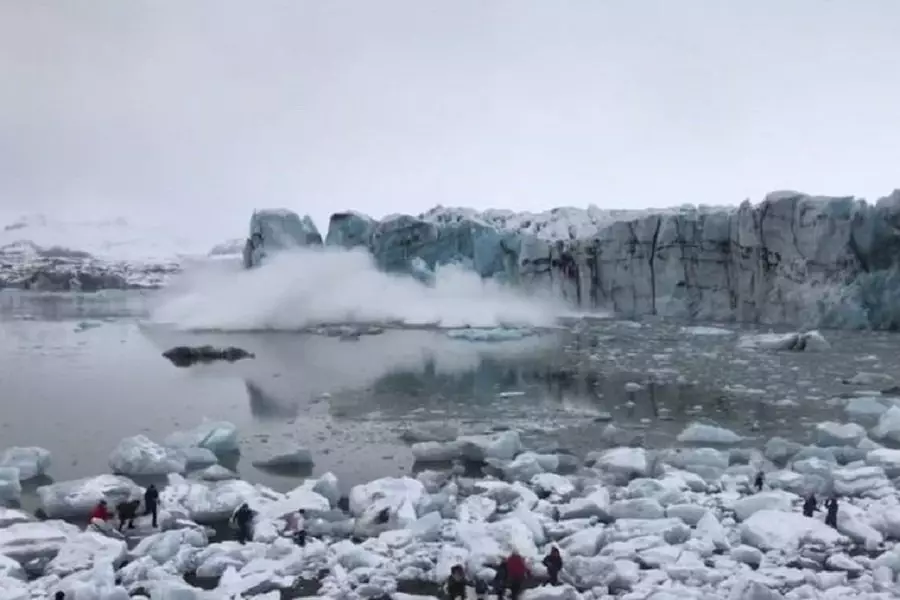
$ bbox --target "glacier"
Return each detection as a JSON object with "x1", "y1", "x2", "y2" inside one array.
[{"x1": 243, "y1": 191, "x2": 900, "y2": 329}]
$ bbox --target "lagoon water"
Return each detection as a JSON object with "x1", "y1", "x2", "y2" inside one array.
[{"x1": 2, "y1": 290, "x2": 897, "y2": 496}]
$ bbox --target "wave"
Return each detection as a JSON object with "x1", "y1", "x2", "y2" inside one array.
[{"x1": 149, "y1": 246, "x2": 568, "y2": 331}]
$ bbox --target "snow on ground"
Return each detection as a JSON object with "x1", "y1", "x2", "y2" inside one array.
[{"x1": 5, "y1": 403, "x2": 900, "y2": 599}]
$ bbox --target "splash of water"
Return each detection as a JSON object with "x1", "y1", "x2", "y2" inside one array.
[{"x1": 150, "y1": 247, "x2": 568, "y2": 331}]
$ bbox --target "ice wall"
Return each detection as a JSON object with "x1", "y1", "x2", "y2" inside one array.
[
  {"x1": 250, "y1": 191, "x2": 900, "y2": 328},
  {"x1": 243, "y1": 209, "x2": 322, "y2": 268}
]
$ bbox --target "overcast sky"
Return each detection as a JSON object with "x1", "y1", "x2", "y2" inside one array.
[{"x1": 1, "y1": 0, "x2": 899, "y2": 236}]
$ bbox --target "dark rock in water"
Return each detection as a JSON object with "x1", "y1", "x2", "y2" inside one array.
[{"x1": 162, "y1": 345, "x2": 255, "y2": 368}]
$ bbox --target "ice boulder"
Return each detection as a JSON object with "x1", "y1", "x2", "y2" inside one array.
[
  {"x1": 109, "y1": 435, "x2": 187, "y2": 476},
  {"x1": 0, "y1": 519, "x2": 80, "y2": 563},
  {"x1": 0, "y1": 469, "x2": 21, "y2": 507},
  {"x1": 458, "y1": 431, "x2": 523, "y2": 462},
  {"x1": 251, "y1": 447, "x2": 314, "y2": 470},
  {"x1": 45, "y1": 530, "x2": 127, "y2": 577},
  {"x1": 740, "y1": 509, "x2": 844, "y2": 550},
  {"x1": 160, "y1": 474, "x2": 263, "y2": 521},
  {"x1": 676, "y1": 422, "x2": 743, "y2": 444},
  {"x1": 163, "y1": 420, "x2": 240, "y2": 454},
  {"x1": 732, "y1": 490, "x2": 796, "y2": 521},
  {"x1": 37, "y1": 475, "x2": 142, "y2": 519},
  {"x1": 871, "y1": 406, "x2": 900, "y2": 444},
  {"x1": 591, "y1": 447, "x2": 648, "y2": 478},
  {"x1": 349, "y1": 477, "x2": 424, "y2": 531},
  {"x1": 738, "y1": 330, "x2": 829, "y2": 352},
  {"x1": 814, "y1": 422, "x2": 867, "y2": 447},
  {"x1": 0, "y1": 446, "x2": 51, "y2": 481}
]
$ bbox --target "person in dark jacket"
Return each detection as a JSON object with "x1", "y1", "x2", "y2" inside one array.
[
  {"x1": 232, "y1": 503, "x2": 256, "y2": 544},
  {"x1": 55, "y1": 592, "x2": 65, "y2": 600},
  {"x1": 825, "y1": 496, "x2": 839, "y2": 528},
  {"x1": 144, "y1": 484, "x2": 160, "y2": 528},
  {"x1": 445, "y1": 564, "x2": 467, "y2": 600},
  {"x1": 116, "y1": 499, "x2": 140, "y2": 531},
  {"x1": 493, "y1": 562, "x2": 508, "y2": 598},
  {"x1": 802, "y1": 493, "x2": 818, "y2": 518},
  {"x1": 474, "y1": 578, "x2": 488, "y2": 600},
  {"x1": 90, "y1": 500, "x2": 111, "y2": 522},
  {"x1": 505, "y1": 552, "x2": 529, "y2": 600},
  {"x1": 754, "y1": 471, "x2": 765, "y2": 492},
  {"x1": 542, "y1": 546, "x2": 563, "y2": 585}
]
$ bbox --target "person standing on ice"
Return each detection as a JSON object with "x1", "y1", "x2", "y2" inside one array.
[
  {"x1": 754, "y1": 471, "x2": 765, "y2": 492},
  {"x1": 542, "y1": 546, "x2": 563, "y2": 585},
  {"x1": 286, "y1": 510, "x2": 307, "y2": 547},
  {"x1": 144, "y1": 484, "x2": 160, "y2": 528},
  {"x1": 231, "y1": 503, "x2": 256, "y2": 544},
  {"x1": 825, "y1": 496, "x2": 839, "y2": 528},
  {"x1": 89, "y1": 499, "x2": 112, "y2": 523},
  {"x1": 505, "y1": 551, "x2": 529, "y2": 600},
  {"x1": 444, "y1": 564, "x2": 467, "y2": 600},
  {"x1": 116, "y1": 499, "x2": 140, "y2": 531},
  {"x1": 802, "y1": 493, "x2": 819, "y2": 518}
]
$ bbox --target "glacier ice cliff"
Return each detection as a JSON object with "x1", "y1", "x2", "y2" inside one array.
[
  {"x1": 245, "y1": 191, "x2": 900, "y2": 329},
  {"x1": 242, "y1": 209, "x2": 323, "y2": 269}
]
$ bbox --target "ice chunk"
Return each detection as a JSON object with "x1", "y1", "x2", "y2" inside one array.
[
  {"x1": 871, "y1": 405, "x2": 900, "y2": 444},
  {"x1": 845, "y1": 396, "x2": 890, "y2": 419},
  {"x1": 445, "y1": 327, "x2": 536, "y2": 342},
  {"x1": 0, "y1": 447, "x2": 51, "y2": 481},
  {"x1": 458, "y1": 431, "x2": 523, "y2": 462},
  {"x1": 0, "y1": 469, "x2": 21, "y2": 507},
  {"x1": 109, "y1": 435, "x2": 187, "y2": 476},
  {"x1": 195, "y1": 465, "x2": 238, "y2": 481},
  {"x1": 738, "y1": 331, "x2": 829, "y2": 352},
  {"x1": 740, "y1": 509, "x2": 844, "y2": 550},
  {"x1": 245, "y1": 208, "x2": 323, "y2": 267},
  {"x1": 732, "y1": 490, "x2": 796, "y2": 521},
  {"x1": 349, "y1": 477, "x2": 424, "y2": 531},
  {"x1": 592, "y1": 447, "x2": 648, "y2": 477},
  {"x1": 866, "y1": 448, "x2": 900, "y2": 477},
  {"x1": 180, "y1": 447, "x2": 219, "y2": 469},
  {"x1": 559, "y1": 487, "x2": 610, "y2": 520},
  {"x1": 163, "y1": 420, "x2": 240, "y2": 454},
  {"x1": 45, "y1": 531, "x2": 127, "y2": 577},
  {"x1": 411, "y1": 440, "x2": 464, "y2": 463},
  {"x1": 37, "y1": 475, "x2": 142, "y2": 519},
  {"x1": 251, "y1": 447, "x2": 314, "y2": 470},
  {"x1": 814, "y1": 421, "x2": 867, "y2": 447},
  {"x1": 160, "y1": 474, "x2": 262, "y2": 521},
  {"x1": 326, "y1": 211, "x2": 376, "y2": 249},
  {"x1": 0, "y1": 520, "x2": 80, "y2": 563},
  {"x1": 676, "y1": 422, "x2": 743, "y2": 444}
]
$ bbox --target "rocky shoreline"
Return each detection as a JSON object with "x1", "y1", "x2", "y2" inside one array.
[{"x1": 2, "y1": 413, "x2": 900, "y2": 599}]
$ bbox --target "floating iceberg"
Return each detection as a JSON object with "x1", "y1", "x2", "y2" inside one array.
[
  {"x1": 108, "y1": 435, "x2": 187, "y2": 477},
  {"x1": 0, "y1": 447, "x2": 51, "y2": 481}
]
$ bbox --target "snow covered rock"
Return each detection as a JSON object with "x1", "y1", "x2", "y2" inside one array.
[
  {"x1": 37, "y1": 475, "x2": 142, "y2": 519},
  {"x1": 163, "y1": 420, "x2": 240, "y2": 454},
  {"x1": 0, "y1": 447, "x2": 51, "y2": 481},
  {"x1": 109, "y1": 435, "x2": 187, "y2": 476}
]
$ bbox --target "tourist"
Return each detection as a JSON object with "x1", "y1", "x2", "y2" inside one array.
[
  {"x1": 89, "y1": 499, "x2": 111, "y2": 523},
  {"x1": 116, "y1": 499, "x2": 140, "y2": 531},
  {"x1": 825, "y1": 496, "x2": 839, "y2": 529},
  {"x1": 474, "y1": 577, "x2": 488, "y2": 600},
  {"x1": 542, "y1": 546, "x2": 563, "y2": 585},
  {"x1": 287, "y1": 511, "x2": 307, "y2": 547},
  {"x1": 754, "y1": 471, "x2": 764, "y2": 492},
  {"x1": 55, "y1": 592, "x2": 65, "y2": 600},
  {"x1": 802, "y1": 493, "x2": 818, "y2": 518},
  {"x1": 445, "y1": 564, "x2": 467, "y2": 600},
  {"x1": 144, "y1": 484, "x2": 160, "y2": 528},
  {"x1": 232, "y1": 503, "x2": 256, "y2": 544},
  {"x1": 505, "y1": 551, "x2": 529, "y2": 600},
  {"x1": 492, "y1": 561, "x2": 508, "y2": 598}
]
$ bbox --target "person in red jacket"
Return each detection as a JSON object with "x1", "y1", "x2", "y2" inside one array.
[
  {"x1": 505, "y1": 551, "x2": 529, "y2": 600},
  {"x1": 89, "y1": 499, "x2": 111, "y2": 522}
]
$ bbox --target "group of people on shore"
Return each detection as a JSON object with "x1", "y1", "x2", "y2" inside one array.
[
  {"x1": 753, "y1": 471, "x2": 840, "y2": 529},
  {"x1": 88, "y1": 484, "x2": 160, "y2": 532},
  {"x1": 445, "y1": 547, "x2": 563, "y2": 600}
]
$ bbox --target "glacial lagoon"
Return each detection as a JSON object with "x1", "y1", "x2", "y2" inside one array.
[{"x1": 2, "y1": 289, "x2": 896, "y2": 496}]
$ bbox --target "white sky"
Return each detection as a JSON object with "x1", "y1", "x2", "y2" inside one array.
[{"x1": 1, "y1": 0, "x2": 899, "y2": 236}]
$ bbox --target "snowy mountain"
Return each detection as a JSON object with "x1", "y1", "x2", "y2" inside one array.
[{"x1": 0, "y1": 214, "x2": 235, "y2": 291}]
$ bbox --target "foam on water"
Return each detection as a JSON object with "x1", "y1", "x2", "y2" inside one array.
[{"x1": 150, "y1": 247, "x2": 568, "y2": 331}]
